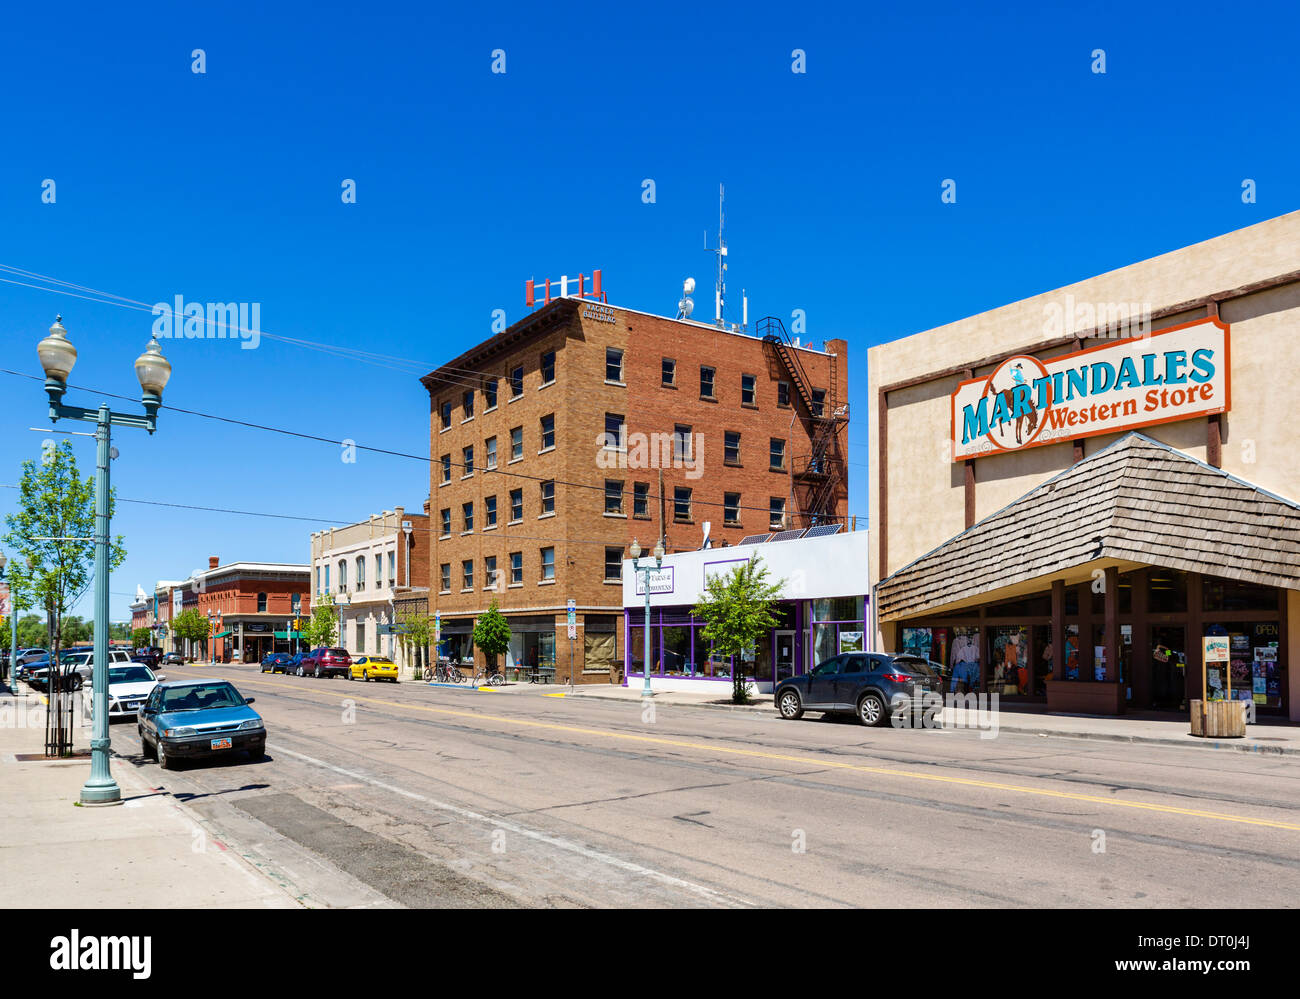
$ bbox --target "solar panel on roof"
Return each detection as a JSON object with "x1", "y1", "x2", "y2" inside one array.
[
  {"x1": 767, "y1": 529, "x2": 805, "y2": 543},
  {"x1": 802, "y1": 523, "x2": 843, "y2": 539},
  {"x1": 738, "y1": 533, "x2": 772, "y2": 546}
]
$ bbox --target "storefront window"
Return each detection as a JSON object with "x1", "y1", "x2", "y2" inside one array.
[
  {"x1": 662, "y1": 626, "x2": 692, "y2": 676},
  {"x1": 1203, "y1": 576, "x2": 1280, "y2": 613},
  {"x1": 1208, "y1": 621, "x2": 1282, "y2": 709},
  {"x1": 811, "y1": 596, "x2": 866, "y2": 669},
  {"x1": 1148, "y1": 570, "x2": 1188, "y2": 613},
  {"x1": 629, "y1": 627, "x2": 646, "y2": 673},
  {"x1": 989, "y1": 626, "x2": 1029, "y2": 694},
  {"x1": 949, "y1": 626, "x2": 981, "y2": 693}
]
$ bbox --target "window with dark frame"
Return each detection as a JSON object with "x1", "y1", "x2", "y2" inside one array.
[
  {"x1": 440, "y1": 563, "x2": 451, "y2": 591},
  {"x1": 511, "y1": 426, "x2": 523, "y2": 460},
  {"x1": 541, "y1": 547, "x2": 555, "y2": 581},
  {"x1": 604, "y1": 412, "x2": 625, "y2": 449},
  {"x1": 484, "y1": 378, "x2": 498, "y2": 409},
  {"x1": 606, "y1": 348, "x2": 624, "y2": 382},
  {"x1": 724, "y1": 431, "x2": 740, "y2": 465},
  {"x1": 440, "y1": 400, "x2": 452, "y2": 430},
  {"x1": 741, "y1": 373, "x2": 756, "y2": 405},
  {"x1": 541, "y1": 350, "x2": 556, "y2": 384},
  {"x1": 486, "y1": 436, "x2": 497, "y2": 469},
  {"x1": 633, "y1": 482, "x2": 649, "y2": 518},
  {"x1": 463, "y1": 389, "x2": 474, "y2": 419},
  {"x1": 812, "y1": 388, "x2": 826, "y2": 417},
  {"x1": 509, "y1": 551, "x2": 523, "y2": 584},
  {"x1": 662, "y1": 358, "x2": 676, "y2": 385},
  {"x1": 485, "y1": 495, "x2": 497, "y2": 527},
  {"x1": 510, "y1": 488, "x2": 523, "y2": 522},
  {"x1": 770, "y1": 437, "x2": 786, "y2": 470},
  {"x1": 540, "y1": 480, "x2": 555, "y2": 515},
  {"x1": 770, "y1": 497, "x2": 786, "y2": 529},
  {"x1": 604, "y1": 547, "x2": 623, "y2": 581},
  {"x1": 510, "y1": 365, "x2": 524, "y2": 397},
  {"x1": 777, "y1": 381, "x2": 791, "y2": 407},
  {"x1": 540, "y1": 413, "x2": 555, "y2": 450},
  {"x1": 484, "y1": 556, "x2": 497, "y2": 590},
  {"x1": 700, "y1": 366, "x2": 715, "y2": 399},
  {"x1": 462, "y1": 560, "x2": 474, "y2": 590},
  {"x1": 462, "y1": 501, "x2": 474, "y2": 532},
  {"x1": 673, "y1": 424, "x2": 692, "y2": 461},
  {"x1": 724, "y1": 492, "x2": 741, "y2": 525},
  {"x1": 604, "y1": 479, "x2": 623, "y2": 515},
  {"x1": 440, "y1": 508, "x2": 451, "y2": 536},
  {"x1": 462, "y1": 445, "x2": 474, "y2": 475},
  {"x1": 674, "y1": 486, "x2": 692, "y2": 521},
  {"x1": 440, "y1": 454, "x2": 451, "y2": 484}
]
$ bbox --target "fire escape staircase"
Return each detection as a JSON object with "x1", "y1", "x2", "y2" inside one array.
[{"x1": 758, "y1": 317, "x2": 849, "y2": 527}]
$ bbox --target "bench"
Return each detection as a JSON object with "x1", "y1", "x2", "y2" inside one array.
[{"x1": 529, "y1": 666, "x2": 556, "y2": 684}]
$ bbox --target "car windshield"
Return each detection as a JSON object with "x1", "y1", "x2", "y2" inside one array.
[
  {"x1": 109, "y1": 666, "x2": 155, "y2": 684},
  {"x1": 159, "y1": 683, "x2": 246, "y2": 712}
]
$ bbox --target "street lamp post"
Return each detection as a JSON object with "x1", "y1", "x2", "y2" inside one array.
[
  {"x1": 38, "y1": 316, "x2": 172, "y2": 806},
  {"x1": 0, "y1": 551, "x2": 15, "y2": 688},
  {"x1": 628, "y1": 538, "x2": 664, "y2": 699}
]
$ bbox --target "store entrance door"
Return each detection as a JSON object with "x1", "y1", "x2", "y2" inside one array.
[
  {"x1": 1150, "y1": 625, "x2": 1187, "y2": 710},
  {"x1": 775, "y1": 630, "x2": 796, "y2": 681}
]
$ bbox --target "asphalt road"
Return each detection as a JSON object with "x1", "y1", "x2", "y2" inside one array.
[{"x1": 108, "y1": 663, "x2": 1300, "y2": 908}]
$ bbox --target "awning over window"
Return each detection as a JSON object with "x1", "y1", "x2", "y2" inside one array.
[
  {"x1": 213, "y1": 630, "x2": 233, "y2": 639},
  {"x1": 876, "y1": 433, "x2": 1300, "y2": 622}
]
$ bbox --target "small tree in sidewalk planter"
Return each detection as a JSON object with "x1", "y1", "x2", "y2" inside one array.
[
  {"x1": 170, "y1": 608, "x2": 210, "y2": 660},
  {"x1": 691, "y1": 555, "x2": 784, "y2": 704},
  {"x1": 396, "y1": 606, "x2": 432, "y2": 678},
  {"x1": 472, "y1": 599, "x2": 511, "y2": 677},
  {"x1": 303, "y1": 592, "x2": 339, "y2": 650},
  {"x1": 131, "y1": 627, "x2": 152, "y2": 649}
]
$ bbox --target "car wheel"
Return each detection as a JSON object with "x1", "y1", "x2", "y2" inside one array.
[
  {"x1": 157, "y1": 740, "x2": 174, "y2": 770},
  {"x1": 778, "y1": 689, "x2": 804, "y2": 720},
  {"x1": 314, "y1": 667, "x2": 321, "y2": 679},
  {"x1": 295, "y1": 666, "x2": 303, "y2": 676},
  {"x1": 858, "y1": 691, "x2": 886, "y2": 727},
  {"x1": 363, "y1": 670, "x2": 370, "y2": 682}
]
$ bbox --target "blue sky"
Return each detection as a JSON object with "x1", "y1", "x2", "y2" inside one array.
[{"x1": 1, "y1": 0, "x2": 1296, "y2": 620}]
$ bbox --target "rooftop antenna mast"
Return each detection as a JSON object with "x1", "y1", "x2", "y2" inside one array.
[{"x1": 704, "y1": 183, "x2": 727, "y2": 328}]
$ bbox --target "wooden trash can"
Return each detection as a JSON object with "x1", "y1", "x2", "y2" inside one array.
[{"x1": 1189, "y1": 699, "x2": 1247, "y2": 738}]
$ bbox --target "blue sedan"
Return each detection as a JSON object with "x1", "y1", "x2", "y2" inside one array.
[{"x1": 137, "y1": 679, "x2": 265, "y2": 770}]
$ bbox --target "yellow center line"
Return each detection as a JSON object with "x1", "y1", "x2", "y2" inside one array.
[{"x1": 167, "y1": 668, "x2": 1300, "y2": 832}]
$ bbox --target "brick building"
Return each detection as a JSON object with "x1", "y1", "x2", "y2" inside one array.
[
  {"x1": 309, "y1": 505, "x2": 431, "y2": 674},
  {"x1": 420, "y1": 294, "x2": 849, "y2": 682}
]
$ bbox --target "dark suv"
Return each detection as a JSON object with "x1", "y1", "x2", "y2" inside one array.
[
  {"x1": 775, "y1": 652, "x2": 943, "y2": 726},
  {"x1": 300, "y1": 647, "x2": 352, "y2": 679}
]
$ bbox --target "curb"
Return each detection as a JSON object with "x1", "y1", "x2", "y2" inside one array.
[{"x1": 565, "y1": 691, "x2": 1297, "y2": 754}]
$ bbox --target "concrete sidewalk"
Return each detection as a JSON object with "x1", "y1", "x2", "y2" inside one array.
[
  {"x1": 559, "y1": 683, "x2": 1300, "y2": 755},
  {"x1": 0, "y1": 686, "x2": 300, "y2": 908}
]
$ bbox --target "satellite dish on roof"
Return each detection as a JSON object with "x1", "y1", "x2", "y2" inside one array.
[{"x1": 677, "y1": 277, "x2": 695, "y2": 320}]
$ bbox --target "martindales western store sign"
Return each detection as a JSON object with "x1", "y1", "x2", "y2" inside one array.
[{"x1": 950, "y1": 318, "x2": 1230, "y2": 461}]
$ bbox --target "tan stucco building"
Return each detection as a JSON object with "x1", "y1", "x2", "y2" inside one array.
[{"x1": 869, "y1": 211, "x2": 1300, "y2": 720}]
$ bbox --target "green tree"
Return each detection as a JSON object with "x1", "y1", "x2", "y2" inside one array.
[
  {"x1": 396, "y1": 605, "x2": 432, "y2": 677},
  {"x1": 16, "y1": 614, "x2": 46, "y2": 649},
  {"x1": 171, "y1": 608, "x2": 209, "y2": 659},
  {"x1": 131, "y1": 626, "x2": 152, "y2": 648},
  {"x1": 303, "y1": 592, "x2": 338, "y2": 649},
  {"x1": 472, "y1": 599, "x2": 511, "y2": 674},
  {"x1": 691, "y1": 555, "x2": 784, "y2": 704}
]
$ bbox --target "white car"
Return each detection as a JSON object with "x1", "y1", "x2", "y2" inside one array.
[
  {"x1": 89, "y1": 664, "x2": 164, "y2": 720},
  {"x1": 63, "y1": 649, "x2": 133, "y2": 684}
]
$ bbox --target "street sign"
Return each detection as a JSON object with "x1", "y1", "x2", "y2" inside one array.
[{"x1": 566, "y1": 599, "x2": 576, "y2": 640}]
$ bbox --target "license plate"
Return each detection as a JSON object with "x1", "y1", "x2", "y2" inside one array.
[{"x1": 210, "y1": 737, "x2": 232, "y2": 750}]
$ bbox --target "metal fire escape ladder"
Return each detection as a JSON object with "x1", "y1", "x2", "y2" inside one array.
[{"x1": 758, "y1": 317, "x2": 848, "y2": 527}]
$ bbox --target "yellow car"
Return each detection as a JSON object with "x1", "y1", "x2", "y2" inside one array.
[{"x1": 351, "y1": 656, "x2": 399, "y2": 682}]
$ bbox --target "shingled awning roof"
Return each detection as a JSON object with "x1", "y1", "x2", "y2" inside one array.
[{"x1": 876, "y1": 433, "x2": 1300, "y2": 622}]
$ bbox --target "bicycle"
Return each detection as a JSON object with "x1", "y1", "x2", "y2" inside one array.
[
  {"x1": 435, "y1": 662, "x2": 466, "y2": 683},
  {"x1": 472, "y1": 665, "x2": 506, "y2": 687}
]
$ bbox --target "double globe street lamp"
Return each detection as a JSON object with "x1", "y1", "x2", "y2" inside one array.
[
  {"x1": 628, "y1": 538, "x2": 664, "y2": 699},
  {"x1": 37, "y1": 316, "x2": 172, "y2": 805}
]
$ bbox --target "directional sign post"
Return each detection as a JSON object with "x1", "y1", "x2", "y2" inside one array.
[{"x1": 567, "y1": 599, "x2": 576, "y2": 688}]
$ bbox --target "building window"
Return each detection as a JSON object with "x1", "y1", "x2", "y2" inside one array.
[
  {"x1": 770, "y1": 438, "x2": 786, "y2": 470},
  {"x1": 374, "y1": 554, "x2": 382, "y2": 588},
  {"x1": 356, "y1": 621, "x2": 366, "y2": 654},
  {"x1": 510, "y1": 488, "x2": 523, "y2": 522},
  {"x1": 540, "y1": 413, "x2": 555, "y2": 450},
  {"x1": 440, "y1": 454, "x2": 451, "y2": 484},
  {"x1": 462, "y1": 501, "x2": 474, "y2": 533},
  {"x1": 724, "y1": 492, "x2": 741, "y2": 525},
  {"x1": 485, "y1": 495, "x2": 497, "y2": 527},
  {"x1": 324, "y1": 565, "x2": 330, "y2": 591},
  {"x1": 356, "y1": 556, "x2": 365, "y2": 590},
  {"x1": 674, "y1": 487, "x2": 692, "y2": 522},
  {"x1": 440, "y1": 400, "x2": 452, "y2": 430},
  {"x1": 662, "y1": 358, "x2": 676, "y2": 386},
  {"x1": 540, "y1": 350, "x2": 556, "y2": 385},
  {"x1": 463, "y1": 389, "x2": 474, "y2": 419},
  {"x1": 316, "y1": 566, "x2": 321, "y2": 593},
  {"x1": 606, "y1": 348, "x2": 624, "y2": 383},
  {"x1": 700, "y1": 365, "x2": 715, "y2": 399},
  {"x1": 540, "y1": 480, "x2": 555, "y2": 515},
  {"x1": 770, "y1": 497, "x2": 786, "y2": 530},
  {"x1": 388, "y1": 550, "x2": 395, "y2": 585},
  {"x1": 510, "y1": 365, "x2": 524, "y2": 398},
  {"x1": 604, "y1": 479, "x2": 623, "y2": 515},
  {"x1": 485, "y1": 436, "x2": 497, "y2": 469},
  {"x1": 724, "y1": 431, "x2": 741, "y2": 465},
  {"x1": 778, "y1": 381, "x2": 791, "y2": 408},
  {"x1": 605, "y1": 547, "x2": 623, "y2": 581},
  {"x1": 541, "y1": 547, "x2": 555, "y2": 581},
  {"x1": 811, "y1": 388, "x2": 826, "y2": 417},
  {"x1": 440, "y1": 508, "x2": 451, "y2": 536},
  {"x1": 484, "y1": 556, "x2": 497, "y2": 590},
  {"x1": 462, "y1": 560, "x2": 474, "y2": 590},
  {"x1": 603, "y1": 413, "x2": 625, "y2": 449},
  {"x1": 338, "y1": 560, "x2": 348, "y2": 591},
  {"x1": 633, "y1": 482, "x2": 650, "y2": 518},
  {"x1": 440, "y1": 564, "x2": 451, "y2": 592},
  {"x1": 510, "y1": 552, "x2": 523, "y2": 584},
  {"x1": 673, "y1": 424, "x2": 692, "y2": 461},
  {"x1": 484, "y1": 377, "x2": 498, "y2": 409},
  {"x1": 511, "y1": 426, "x2": 523, "y2": 460},
  {"x1": 257, "y1": 592, "x2": 267, "y2": 612},
  {"x1": 741, "y1": 373, "x2": 756, "y2": 405},
  {"x1": 463, "y1": 445, "x2": 474, "y2": 476}
]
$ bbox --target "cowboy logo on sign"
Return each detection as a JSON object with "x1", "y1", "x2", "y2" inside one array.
[{"x1": 950, "y1": 317, "x2": 1230, "y2": 461}]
